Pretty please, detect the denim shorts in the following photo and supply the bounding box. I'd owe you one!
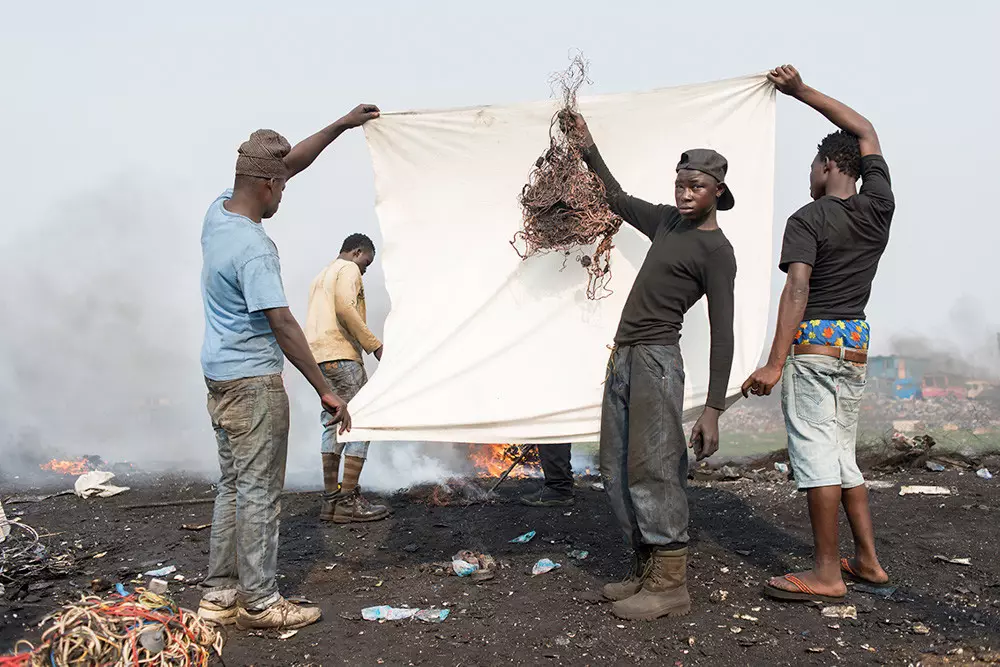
[782,353,867,490]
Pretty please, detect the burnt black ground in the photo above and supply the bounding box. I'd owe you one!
[2,467,999,666]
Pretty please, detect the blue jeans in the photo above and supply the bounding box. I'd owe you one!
[782,353,867,490]
[201,374,288,611]
[599,344,689,549]
[320,360,369,459]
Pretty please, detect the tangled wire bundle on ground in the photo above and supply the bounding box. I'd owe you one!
[0,588,223,667]
[0,520,75,595]
[512,55,623,299]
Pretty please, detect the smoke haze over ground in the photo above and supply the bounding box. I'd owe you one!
[1,2,998,488]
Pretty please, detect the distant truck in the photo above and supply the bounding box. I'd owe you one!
[921,374,968,399]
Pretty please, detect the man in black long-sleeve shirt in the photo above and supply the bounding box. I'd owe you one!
[563,112,737,621]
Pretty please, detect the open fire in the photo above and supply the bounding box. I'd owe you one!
[468,444,540,478]
[39,456,101,476]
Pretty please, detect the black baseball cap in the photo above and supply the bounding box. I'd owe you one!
[676,149,735,211]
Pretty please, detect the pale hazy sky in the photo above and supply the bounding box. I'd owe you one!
[2,1,998,474]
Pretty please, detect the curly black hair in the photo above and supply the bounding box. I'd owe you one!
[341,233,375,255]
[817,130,861,180]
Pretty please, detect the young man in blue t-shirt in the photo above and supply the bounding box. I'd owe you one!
[198,104,379,631]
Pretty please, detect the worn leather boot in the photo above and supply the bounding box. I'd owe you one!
[612,547,691,621]
[319,489,342,522]
[332,487,390,523]
[602,546,653,601]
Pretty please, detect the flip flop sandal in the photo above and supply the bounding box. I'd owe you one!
[841,558,892,587]
[763,574,846,603]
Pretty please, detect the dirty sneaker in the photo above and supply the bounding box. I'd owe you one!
[236,596,322,631]
[332,487,390,523]
[519,487,574,507]
[198,599,238,626]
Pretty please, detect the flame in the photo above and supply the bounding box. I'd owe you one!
[468,444,540,478]
[40,458,93,475]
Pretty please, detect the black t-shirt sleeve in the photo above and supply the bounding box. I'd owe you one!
[581,144,674,241]
[704,244,737,411]
[858,154,895,217]
[778,210,819,273]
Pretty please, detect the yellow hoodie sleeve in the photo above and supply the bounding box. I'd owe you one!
[331,263,382,354]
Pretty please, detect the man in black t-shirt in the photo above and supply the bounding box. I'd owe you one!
[743,65,892,603]
[563,111,737,621]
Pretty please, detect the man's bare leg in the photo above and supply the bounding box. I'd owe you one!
[841,484,889,583]
[768,485,847,596]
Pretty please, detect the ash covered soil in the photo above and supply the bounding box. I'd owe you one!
[2,466,1000,666]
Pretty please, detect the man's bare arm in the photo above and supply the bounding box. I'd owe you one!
[284,104,380,180]
[768,65,881,157]
[741,262,812,397]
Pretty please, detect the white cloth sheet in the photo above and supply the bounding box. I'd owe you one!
[349,74,775,443]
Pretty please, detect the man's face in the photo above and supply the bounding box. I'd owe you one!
[350,248,375,275]
[674,169,722,220]
[262,178,286,219]
[809,155,827,201]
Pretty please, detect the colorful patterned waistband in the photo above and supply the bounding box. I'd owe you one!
[793,319,869,350]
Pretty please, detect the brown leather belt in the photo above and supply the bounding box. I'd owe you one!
[790,344,868,364]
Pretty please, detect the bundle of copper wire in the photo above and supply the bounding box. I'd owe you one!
[1,588,223,667]
[512,55,623,299]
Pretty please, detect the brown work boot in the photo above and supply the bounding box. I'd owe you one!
[332,487,390,523]
[612,547,691,621]
[319,488,342,522]
[236,596,322,631]
[602,546,653,601]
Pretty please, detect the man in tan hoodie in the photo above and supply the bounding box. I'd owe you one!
[305,233,389,523]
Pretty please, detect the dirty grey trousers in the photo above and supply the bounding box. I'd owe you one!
[599,344,689,549]
[202,374,288,611]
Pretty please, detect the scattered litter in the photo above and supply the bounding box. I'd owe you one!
[729,627,742,634]
[567,549,589,560]
[925,461,946,472]
[532,558,561,576]
[138,626,165,654]
[173,574,185,582]
[180,523,212,531]
[279,629,298,639]
[324,564,338,570]
[92,551,108,559]
[720,567,730,574]
[361,605,450,623]
[718,466,741,481]
[90,577,113,593]
[144,565,177,577]
[933,555,971,566]
[74,471,131,499]
[866,480,895,490]
[148,578,169,595]
[853,583,897,598]
[590,481,604,492]
[115,583,129,596]
[735,614,758,622]
[911,623,930,635]
[807,647,826,654]
[977,468,993,480]
[415,609,450,623]
[899,485,951,496]
[821,605,858,620]
[774,462,789,474]
[510,531,536,544]
[450,550,497,581]
[709,590,729,603]
[0,499,10,543]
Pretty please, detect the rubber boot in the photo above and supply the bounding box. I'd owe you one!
[602,546,653,601]
[612,547,691,621]
[319,453,341,522]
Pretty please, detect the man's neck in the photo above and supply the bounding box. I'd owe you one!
[224,191,264,223]
[824,175,858,200]
[694,211,720,231]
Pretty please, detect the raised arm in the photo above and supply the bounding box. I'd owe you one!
[561,111,671,240]
[768,65,881,157]
[284,104,381,180]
